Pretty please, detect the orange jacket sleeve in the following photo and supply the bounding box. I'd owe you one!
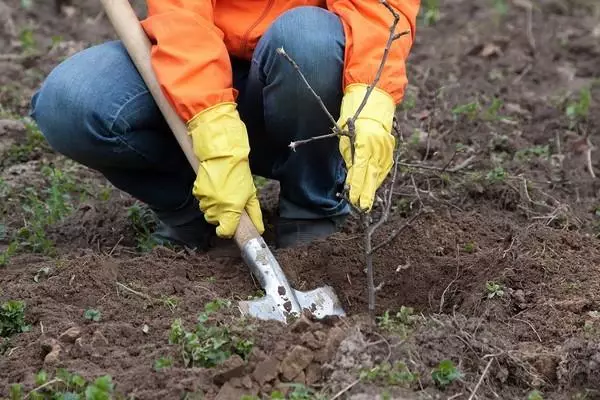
[327,0,420,104]
[140,0,236,123]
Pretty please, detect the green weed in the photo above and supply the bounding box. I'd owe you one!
[420,0,440,25]
[153,356,173,371]
[452,98,509,122]
[565,87,591,128]
[528,390,544,400]
[360,361,418,387]
[452,101,481,120]
[3,119,50,166]
[6,166,77,259]
[431,359,463,389]
[83,309,102,322]
[486,281,505,299]
[515,145,551,161]
[242,384,324,400]
[0,300,31,338]
[1,166,77,264]
[486,167,508,183]
[167,299,253,368]
[377,306,418,338]
[463,241,476,253]
[126,203,159,252]
[9,369,115,400]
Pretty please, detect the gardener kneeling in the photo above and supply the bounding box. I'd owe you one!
[29,1,419,250]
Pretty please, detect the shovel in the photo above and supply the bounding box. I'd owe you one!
[99,0,346,324]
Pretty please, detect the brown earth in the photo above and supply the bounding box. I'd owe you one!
[2,0,600,399]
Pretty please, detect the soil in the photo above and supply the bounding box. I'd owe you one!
[2,0,600,399]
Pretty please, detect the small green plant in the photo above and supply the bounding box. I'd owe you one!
[486,281,505,299]
[377,306,418,337]
[360,361,418,387]
[400,92,416,111]
[486,167,507,183]
[9,369,114,400]
[565,87,591,127]
[431,359,463,389]
[168,299,253,368]
[492,0,508,16]
[83,308,102,322]
[127,203,159,252]
[463,241,476,253]
[4,119,50,166]
[19,28,36,52]
[0,300,31,338]
[515,145,551,161]
[2,165,80,265]
[481,97,504,121]
[154,356,173,371]
[420,0,440,25]
[452,101,481,120]
[527,390,544,400]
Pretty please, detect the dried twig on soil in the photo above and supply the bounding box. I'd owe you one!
[467,357,494,400]
[278,0,413,316]
[24,379,64,399]
[330,378,361,400]
[399,155,475,173]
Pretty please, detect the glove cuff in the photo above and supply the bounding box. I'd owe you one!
[187,102,250,162]
[339,83,396,133]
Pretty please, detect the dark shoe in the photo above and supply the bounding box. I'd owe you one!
[150,198,216,250]
[152,215,215,250]
[275,216,346,249]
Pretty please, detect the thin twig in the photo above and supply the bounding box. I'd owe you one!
[370,209,422,254]
[350,0,410,123]
[525,5,536,53]
[399,155,475,173]
[468,357,494,400]
[116,281,152,301]
[289,132,339,151]
[585,136,596,178]
[368,146,402,235]
[330,378,361,400]
[513,317,542,342]
[276,47,341,132]
[25,379,64,399]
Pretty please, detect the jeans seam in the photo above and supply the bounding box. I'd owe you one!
[107,89,150,134]
[106,90,158,166]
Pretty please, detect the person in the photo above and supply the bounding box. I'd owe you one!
[30,1,420,250]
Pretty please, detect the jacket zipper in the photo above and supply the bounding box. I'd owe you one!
[240,0,275,56]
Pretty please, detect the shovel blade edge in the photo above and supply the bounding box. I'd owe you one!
[294,286,346,319]
[238,285,346,323]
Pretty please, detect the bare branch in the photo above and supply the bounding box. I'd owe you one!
[276,47,341,133]
[399,155,475,173]
[370,208,422,255]
[350,1,410,123]
[289,132,339,151]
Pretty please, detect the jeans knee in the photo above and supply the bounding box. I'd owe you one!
[30,64,80,157]
[260,6,345,90]
[30,41,146,162]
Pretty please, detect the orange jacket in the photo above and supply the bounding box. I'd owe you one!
[141,0,420,124]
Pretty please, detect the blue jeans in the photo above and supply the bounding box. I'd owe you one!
[30,6,349,223]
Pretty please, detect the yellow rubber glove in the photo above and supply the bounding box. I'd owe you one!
[338,84,396,211]
[187,102,264,238]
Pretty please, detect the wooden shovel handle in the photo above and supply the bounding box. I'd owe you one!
[100,0,261,248]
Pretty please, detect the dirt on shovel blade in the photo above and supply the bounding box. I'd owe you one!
[3,0,600,399]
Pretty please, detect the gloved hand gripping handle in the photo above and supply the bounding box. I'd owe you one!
[99,0,261,249]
